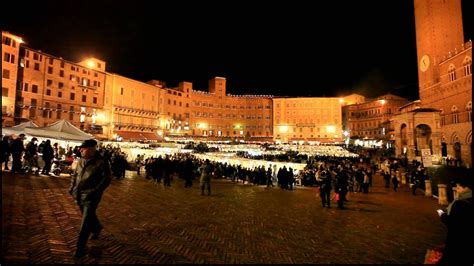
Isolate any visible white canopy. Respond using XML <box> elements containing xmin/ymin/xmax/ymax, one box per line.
<box><xmin>24</xmin><ymin>120</ymin><xmax>94</xmax><ymax>141</ymax></box>
<box><xmin>2</xmin><ymin>121</ymin><xmax>39</xmax><ymax>136</ymax></box>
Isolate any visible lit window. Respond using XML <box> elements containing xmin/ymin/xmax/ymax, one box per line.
<box><xmin>463</xmin><ymin>56</ymin><xmax>472</xmax><ymax>76</ymax></box>
<box><xmin>448</xmin><ymin>64</ymin><xmax>456</xmax><ymax>82</ymax></box>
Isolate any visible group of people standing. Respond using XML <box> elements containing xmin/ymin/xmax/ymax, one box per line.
<box><xmin>1</xmin><ymin>134</ymin><xmax>76</xmax><ymax>175</ymax></box>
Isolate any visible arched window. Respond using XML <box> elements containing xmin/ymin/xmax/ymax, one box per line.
<box><xmin>448</xmin><ymin>64</ymin><xmax>457</xmax><ymax>81</ymax></box>
<box><xmin>451</xmin><ymin>105</ymin><xmax>459</xmax><ymax>124</ymax></box>
<box><xmin>467</xmin><ymin>102</ymin><xmax>472</xmax><ymax>122</ymax></box>
<box><xmin>463</xmin><ymin>56</ymin><xmax>472</xmax><ymax>76</ymax></box>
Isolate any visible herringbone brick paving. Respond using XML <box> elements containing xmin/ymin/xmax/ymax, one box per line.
<box><xmin>2</xmin><ymin>170</ymin><xmax>446</xmax><ymax>264</ymax></box>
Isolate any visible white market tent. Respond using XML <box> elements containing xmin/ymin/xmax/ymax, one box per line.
<box><xmin>24</xmin><ymin>120</ymin><xmax>94</xmax><ymax>141</ymax></box>
<box><xmin>2</xmin><ymin>121</ymin><xmax>39</xmax><ymax>136</ymax></box>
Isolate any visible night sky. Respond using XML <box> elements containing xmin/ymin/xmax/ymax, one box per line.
<box><xmin>3</xmin><ymin>1</ymin><xmax>473</xmax><ymax>100</ymax></box>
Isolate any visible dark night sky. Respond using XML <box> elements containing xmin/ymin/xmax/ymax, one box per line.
<box><xmin>2</xmin><ymin>1</ymin><xmax>473</xmax><ymax>100</ymax></box>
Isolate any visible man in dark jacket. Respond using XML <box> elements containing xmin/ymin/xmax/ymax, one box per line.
<box><xmin>69</xmin><ymin>139</ymin><xmax>112</xmax><ymax>258</ymax></box>
<box><xmin>10</xmin><ymin>134</ymin><xmax>26</xmax><ymax>173</ymax></box>
<box><xmin>41</xmin><ymin>140</ymin><xmax>54</xmax><ymax>175</ymax></box>
<box><xmin>438</xmin><ymin>176</ymin><xmax>474</xmax><ymax>265</ymax></box>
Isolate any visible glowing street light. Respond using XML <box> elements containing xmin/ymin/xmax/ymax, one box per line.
<box><xmin>87</xmin><ymin>60</ymin><xmax>95</xmax><ymax>68</ymax></box>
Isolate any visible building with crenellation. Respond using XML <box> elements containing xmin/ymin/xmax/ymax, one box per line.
<box><xmin>393</xmin><ymin>0</ymin><xmax>472</xmax><ymax>167</ymax></box>
<box><xmin>189</xmin><ymin>77</ymin><xmax>273</xmax><ymax>139</ymax></box>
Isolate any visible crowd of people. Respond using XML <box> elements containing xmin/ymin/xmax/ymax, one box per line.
<box><xmin>2</xmin><ymin>134</ymin><xmax>472</xmax><ymax>263</ymax></box>
<box><xmin>1</xmin><ymin>134</ymin><xmax>78</xmax><ymax>175</ymax></box>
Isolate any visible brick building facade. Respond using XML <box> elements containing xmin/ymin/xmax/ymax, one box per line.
<box><xmin>393</xmin><ymin>0</ymin><xmax>472</xmax><ymax>167</ymax></box>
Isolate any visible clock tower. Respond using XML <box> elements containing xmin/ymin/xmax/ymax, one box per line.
<box><xmin>414</xmin><ymin>0</ymin><xmax>464</xmax><ymax>96</ymax></box>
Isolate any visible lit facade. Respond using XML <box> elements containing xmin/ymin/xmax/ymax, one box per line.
<box><xmin>273</xmin><ymin>97</ymin><xmax>342</xmax><ymax>143</ymax></box>
<box><xmin>393</xmin><ymin>0</ymin><xmax>472</xmax><ymax>167</ymax></box>
<box><xmin>103</xmin><ymin>74</ymin><xmax>162</xmax><ymax>141</ymax></box>
<box><xmin>2</xmin><ymin>31</ymin><xmax>22</xmax><ymax>127</ymax></box>
<box><xmin>343</xmin><ymin>94</ymin><xmax>409</xmax><ymax>140</ymax></box>
<box><xmin>15</xmin><ymin>47</ymin><xmax>107</xmax><ymax>134</ymax></box>
<box><xmin>189</xmin><ymin>77</ymin><xmax>273</xmax><ymax>139</ymax></box>
<box><xmin>150</xmin><ymin>80</ymin><xmax>193</xmax><ymax>138</ymax></box>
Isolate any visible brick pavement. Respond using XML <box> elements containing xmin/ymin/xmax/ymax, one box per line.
<box><xmin>2</xmin><ymin>170</ymin><xmax>447</xmax><ymax>264</ymax></box>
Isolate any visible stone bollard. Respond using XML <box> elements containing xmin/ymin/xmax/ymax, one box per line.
<box><xmin>452</xmin><ymin>187</ymin><xmax>459</xmax><ymax>200</ymax></box>
<box><xmin>424</xmin><ymin>180</ymin><xmax>432</xmax><ymax>197</ymax></box>
<box><xmin>437</xmin><ymin>184</ymin><xmax>449</xmax><ymax>205</ymax></box>
<box><xmin>401</xmin><ymin>172</ymin><xmax>406</xmax><ymax>185</ymax></box>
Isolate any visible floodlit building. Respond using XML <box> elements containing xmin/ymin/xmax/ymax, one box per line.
<box><xmin>14</xmin><ymin>46</ymin><xmax>107</xmax><ymax>136</ymax></box>
<box><xmin>273</xmin><ymin>97</ymin><xmax>342</xmax><ymax>143</ymax></box>
<box><xmin>102</xmin><ymin>74</ymin><xmax>162</xmax><ymax>141</ymax></box>
<box><xmin>2</xmin><ymin>31</ymin><xmax>22</xmax><ymax>127</ymax></box>
<box><xmin>343</xmin><ymin>94</ymin><xmax>410</xmax><ymax>146</ymax></box>
<box><xmin>189</xmin><ymin>77</ymin><xmax>273</xmax><ymax>140</ymax></box>
<box><xmin>393</xmin><ymin>0</ymin><xmax>472</xmax><ymax>167</ymax></box>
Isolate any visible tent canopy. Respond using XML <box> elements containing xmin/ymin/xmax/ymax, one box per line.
<box><xmin>24</xmin><ymin>120</ymin><xmax>94</xmax><ymax>141</ymax></box>
<box><xmin>2</xmin><ymin>121</ymin><xmax>39</xmax><ymax>136</ymax></box>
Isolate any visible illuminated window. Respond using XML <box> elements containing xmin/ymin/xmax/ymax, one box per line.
<box><xmin>451</xmin><ymin>105</ymin><xmax>459</xmax><ymax>124</ymax></box>
<box><xmin>448</xmin><ymin>64</ymin><xmax>456</xmax><ymax>82</ymax></box>
<box><xmin>463</xmin><ymin>56</ymin><xmax>472</xmax><ymax>76</ymax></box>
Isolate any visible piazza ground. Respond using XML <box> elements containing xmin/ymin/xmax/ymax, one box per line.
<box><xmin>2</xmin><ymin>170</ymin><xmax>446</xmax><ymax>264</ymax></box>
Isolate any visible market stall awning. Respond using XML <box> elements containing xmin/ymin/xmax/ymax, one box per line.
<box><xmin>24</xmin><ymin>120</ymin><xmax>93</xmax><ymax>141</ymax></box>
<box><xmin>115</xmin><ymin>131</ymin><xmax>163</xmax><ymax>141</ymax></box>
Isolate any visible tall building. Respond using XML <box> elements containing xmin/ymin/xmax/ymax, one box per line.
<box><xmin>2</xmin><ymin>31</ymin><xmax>22</xmax><ymax>127</ymax></box>
<box><xmin>393</xmin><ymin>0</ymin><xmax>472</xmax><ymax>167</ymax></box>
<box><xmin>272</xmin><ymin>97</ymin><xmax>342</xmax><ymax>143</ymax></box>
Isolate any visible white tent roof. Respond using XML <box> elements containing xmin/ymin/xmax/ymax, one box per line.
<box><xmin>2</xmin><ymin>121</ymin><xmax>39</xmax><ymax>136</ymax></box>
<box><xmin>24</xmin><ymin>120</ymin><xmax>94</xmax><ymax>141</ymax></box>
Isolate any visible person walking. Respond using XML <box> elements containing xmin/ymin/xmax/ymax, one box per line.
<box><xmin>69</xmin><ymin>139</ymin><xmax>112</xmax><ymax>258</ymax></box>
<box><xmin>438</xmin><ymin>177</ymin><xmax>474</xmax><ymax>265</ymax></box>
<box><xmin>10</xmin><ymin>134</ymin><xmax>26</xmax><ymax>173</ymax></box>
<box><xmin>1</xmin><ymin>135</ymin><xmax>12</xmax><ymax>171</ymax></box>
<box><xmin>318</xmin><ymin>170</ymin><xmax>332</xmax><ymax>208</ymax></box>
<box><xmin>41</xmin><ymin>140</ymin><xmax>54</xmax><ymax>175</ymax></box>
<box><xmin>391</xmin><ymin>174</ymin><xmax>399</xmax><ymax>192</ymax></box>
<box><xmin>199</xmin><ymin>159</ymin><xmax>212</xmax><ymax>196</ymax></box>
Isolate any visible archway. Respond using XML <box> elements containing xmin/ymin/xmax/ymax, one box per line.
<box><xmin>454</xmin><ymin>142</ymin><xmax>462</xmax><ymax>161</ymax></box>
<box><xmin>400</xmin><ymin>124</ymin><xmax>408</xmax><ymax>156</ymax></box>
<box><xmin>441</xmin><ymin>143</ymin><xmax>448</xmax><ymax>157</ymax></box>
<box><xmin>414</xmin><ymin>124</ymin><xmax>432</xmax><ymax>156</ymax></box>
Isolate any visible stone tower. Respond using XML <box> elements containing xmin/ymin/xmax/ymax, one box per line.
<box><xmin>414</xmin><ymin>0</ymin><xmax>464</xmax><ymax>98</ymax></box>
